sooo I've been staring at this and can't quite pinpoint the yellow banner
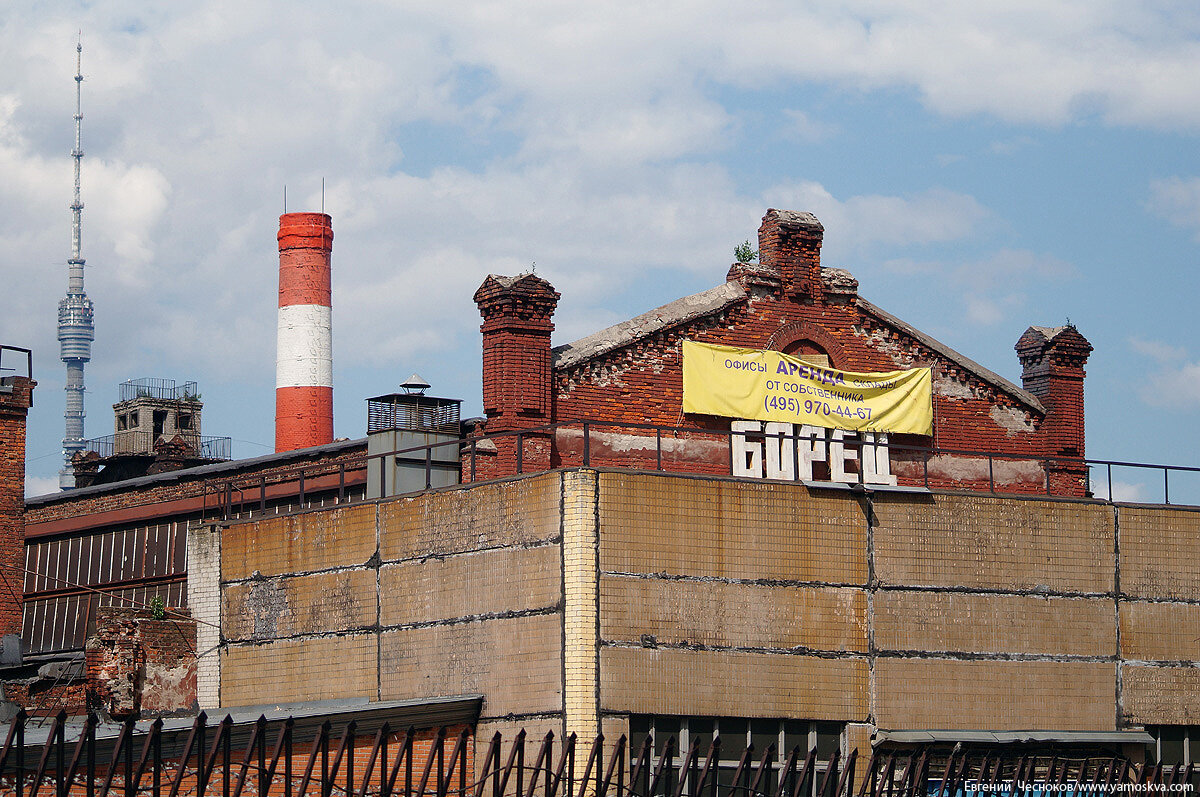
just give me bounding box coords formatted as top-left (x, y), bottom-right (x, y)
top-left (682, 341), bottom-right (933, 435)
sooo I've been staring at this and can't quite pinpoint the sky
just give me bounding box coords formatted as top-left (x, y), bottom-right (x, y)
top-left (4, 1), bottom-right (1200, 503)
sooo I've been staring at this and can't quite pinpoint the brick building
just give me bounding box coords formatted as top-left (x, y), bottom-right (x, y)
top-left (1, 209), bottom-right (1197, 785)
top-left (470, 209), bottom-right (1092, 496)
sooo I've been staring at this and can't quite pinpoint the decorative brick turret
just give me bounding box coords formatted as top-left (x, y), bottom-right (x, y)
top-left (0, 347), bottom-right (35, 655)
top-left (474, 273), bottom-right (560, 476)
top-left (758, 209), bottom-right (825, 302)
top-left (1016, 325), bottom-right (1093, 495)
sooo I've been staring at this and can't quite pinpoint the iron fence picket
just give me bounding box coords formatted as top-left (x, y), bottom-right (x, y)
top-left (0, 712), bottom-right (1176, 797)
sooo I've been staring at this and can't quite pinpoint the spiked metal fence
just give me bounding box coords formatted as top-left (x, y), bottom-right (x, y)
top-left (0, 710), bottom-right (1184, 797)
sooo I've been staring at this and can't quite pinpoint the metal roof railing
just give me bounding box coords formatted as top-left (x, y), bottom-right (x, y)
top-left (197, 420), bottom-right (1200, 522)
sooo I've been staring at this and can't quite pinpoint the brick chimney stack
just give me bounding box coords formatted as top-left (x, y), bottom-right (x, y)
top-left (1016, 325), bottom-right (1093, 458)
top-left (1016, 325), bottom-right (1093, 496)
top-left (276, 213), bottom-right (334, 452)
top-left (0, 347), bottom-right (35, 652)
top-left (474, 274), bottom-right (560, 475)
top-left (758, 209), bottom-right (825, 302)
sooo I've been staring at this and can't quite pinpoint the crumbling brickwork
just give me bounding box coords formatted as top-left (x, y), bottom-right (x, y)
top-left (84, 607), bottom-right (197, 720)
top-left (470, 209), bottom-right (1092, 496)
top-left (473, 274), bottom-right (560, 478)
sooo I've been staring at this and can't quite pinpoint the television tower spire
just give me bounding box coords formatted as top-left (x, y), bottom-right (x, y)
top-left (57, 36), bottom-right (95, 489)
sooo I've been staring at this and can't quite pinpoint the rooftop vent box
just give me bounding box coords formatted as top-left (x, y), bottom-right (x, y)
top-left (366, 381), bottom-right (462, 499)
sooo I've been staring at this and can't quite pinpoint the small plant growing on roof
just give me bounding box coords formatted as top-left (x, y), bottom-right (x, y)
top-left (150, 595), bottom-right (166, 620)
top-left (734, 240), bottom-right (758, 263)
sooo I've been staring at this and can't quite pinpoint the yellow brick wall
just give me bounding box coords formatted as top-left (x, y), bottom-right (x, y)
top-left (874, 494), bottom-right (1113, 593)
top-left (223, 568), bottom-right (377, 642)
top-left (597, 473), bottom-right (866, 584)
top-left (379, 613), bottom-right (563, 717)
top-left (222, 503), bottom-right (378, 579)
top-left (1120, 601), bottom-right (1200, 662)
top-left (380, 544), bottom-right (562, 626)
top-left (845, 723), bottom-right (873, 789)
top-left (1119, 508), bottom-right (1200, 600)
top-left (600, 646), bottom-right (867, 721)
top-left (874, 659), bottom-right (1115, 730)
top-left (563, 470), bottom-right (601, 743)
top-left (221, 633), bottom-right (377, 705)
top-left (601, 576), bottom-right (867, 653)
top-left (874, 591), bottom-right (1115, 656)
top-left (1122, 666), bottom-right (1200, 725)
top-left (380, 473), bottom-right (561, 562)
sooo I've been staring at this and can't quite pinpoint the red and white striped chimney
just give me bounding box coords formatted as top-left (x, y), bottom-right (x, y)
top-left (275, 212), bottom-right (334, 452)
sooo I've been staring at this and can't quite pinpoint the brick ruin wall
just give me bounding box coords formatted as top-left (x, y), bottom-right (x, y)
top-left (85, 607), bottom-right (197, 719)
top-left (211, 469), bottom-right (1200, 754)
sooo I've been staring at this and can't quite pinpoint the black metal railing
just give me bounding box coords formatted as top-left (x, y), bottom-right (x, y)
top-left (0, 345), bottom-right (32, 383)
top-left (119, 378), bottom-right (200, 403)
top-left (83, 432), bottom-right (232, 461)
top-left (0, 711), bottom-right (1175, 797)
top-left (199, 420), bottom-right (1200, 522)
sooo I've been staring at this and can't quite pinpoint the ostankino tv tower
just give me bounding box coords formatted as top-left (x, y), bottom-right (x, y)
top-left (57, 39), bottom-right (95, 490)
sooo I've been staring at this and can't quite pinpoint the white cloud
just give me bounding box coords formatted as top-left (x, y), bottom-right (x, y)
top-left (877, 249), bottom-right (1075, 327)
top-left (1130, 337), bottom-right (1186, 364)
top-left (989, 136), bottom-right (1037, 155)
top-left (1131, 339), bottom-right (1200, 409)
top-left (24, 474), bottom-right (59, 498)
top-left (763, 182), bottom-right (990, 253)
top-left (1090, 479), bottom-right (1146, 502)
top-left (1147, 176), bottom-right (1200, 240)
top-left (1141, 360), bottom-right (1200, 409)
top-left (782, 110), bottom-right (838, 143)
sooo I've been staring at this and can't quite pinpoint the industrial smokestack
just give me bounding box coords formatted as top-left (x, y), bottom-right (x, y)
top-left (275, 212), bottom-right (334, 452)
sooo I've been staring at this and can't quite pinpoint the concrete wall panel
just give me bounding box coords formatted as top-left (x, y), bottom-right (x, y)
top-left (222, 504), bottom-right (377, 580)
top-left (601, 576), bottom-right (867, 653)
top-left (875, 659), bottom-right (1115, 731)
top-left (381, 474), bottom-right (561, 562)
top-left (600, 646), bottom-right (867, 721)
top-left (380, 614), bottom-right (563, 718)
top-left (874, 591), bottom-right (1114, 657)
top-left (874, 495), bottom-right (1113, 593)
top-left (221, 633), bottom-right (377, 706)
top-left (381, 544), bottom-right (562, 627)
top-left (598, 473), bottom-right (867, 585)
top-left (1122, 665), bottom-right (1200, 725)
top-left (1120, 508), bottom-right (1200, 601)
top-left (223, 568), bottom-right (377, 642)
top-left (1121, 601), bottom-right (1200, 662)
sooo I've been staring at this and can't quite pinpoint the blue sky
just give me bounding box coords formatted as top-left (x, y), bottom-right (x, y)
top-left (4, 2), bottom-right (1200, 502)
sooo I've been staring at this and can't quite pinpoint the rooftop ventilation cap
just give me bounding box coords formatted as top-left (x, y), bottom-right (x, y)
top-left (400, 373), bottom-right (431, 395)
